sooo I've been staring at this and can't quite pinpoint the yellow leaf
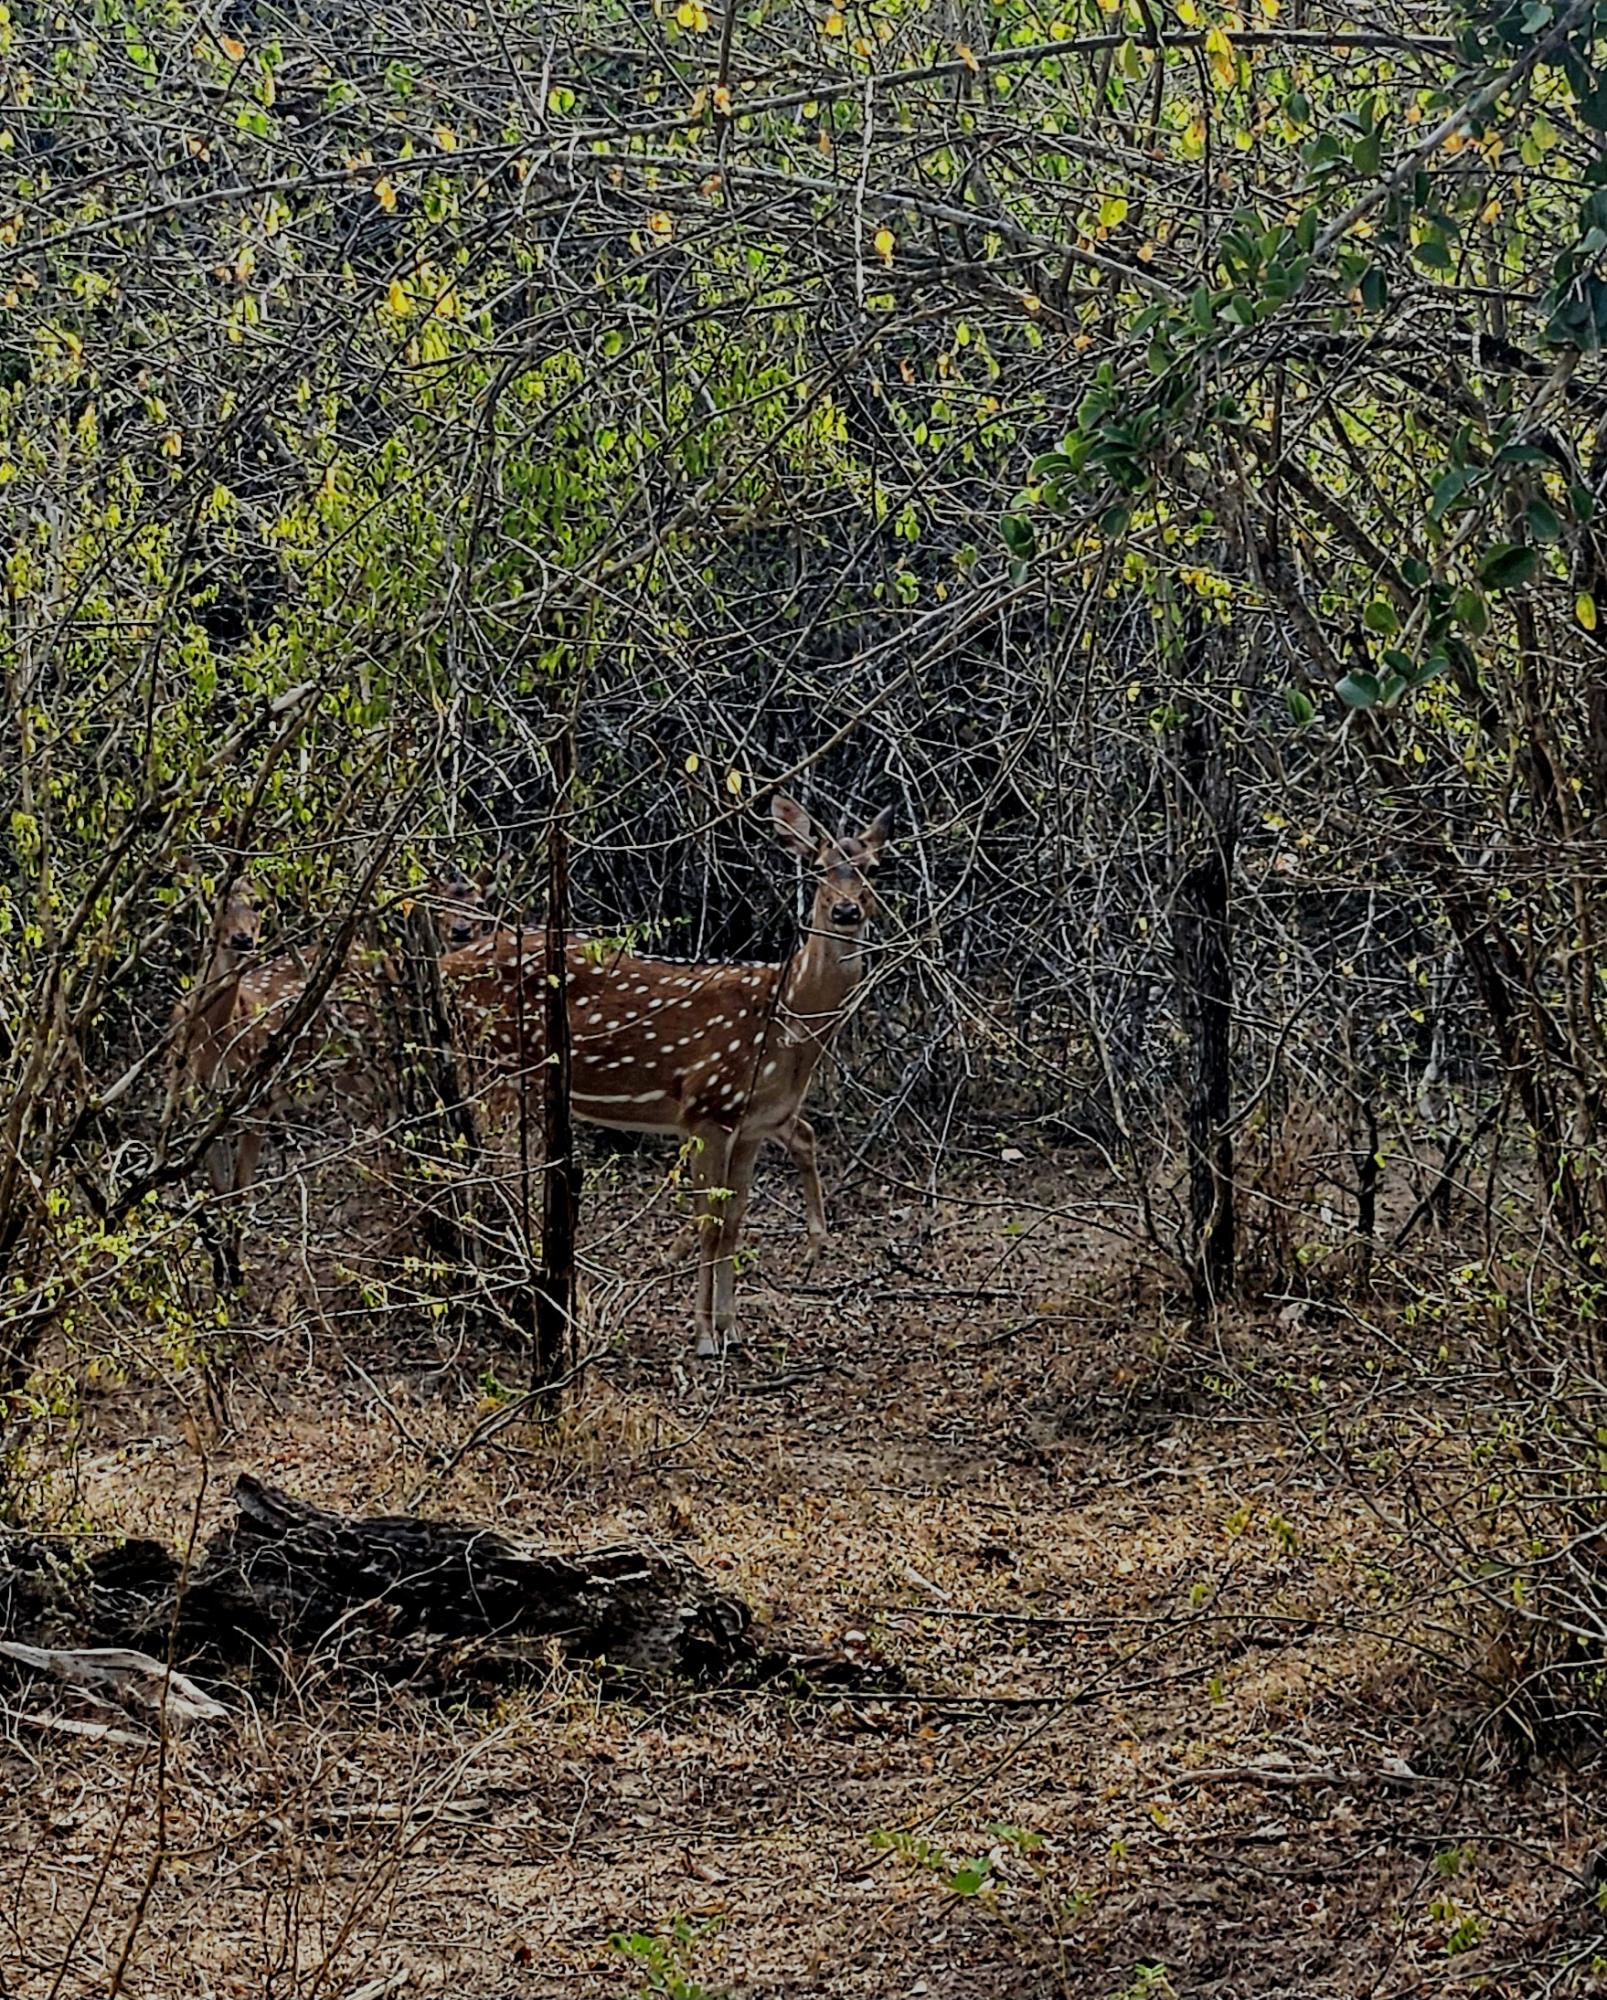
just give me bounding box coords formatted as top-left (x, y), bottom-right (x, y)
top-left (434, 124), bottom-right (457, 150)
top-left (373, 178), bottom-right (397, 212)
top-left (648, 210), bottom-right (673, 238)
top-left (161, 431), bottom-right (182, 458)
top-left (818, 128), bottom-right (833, 155)
top-left (725, 769), bottom-right (743, 794)
top-left (685, 752), bottom-right (700, 774)
top-left (1137, 240), bottom-right (1156, 262)
top-left (1258, 0), bottom-right (1280, 15)
top-left (1205, 25), bottom-right (1235, 88)
top-left (219, 31), bottom-right (245, 59)
top-left (675, 0), bottom-right (709, 26)
top-left (957, 41), bottom-right (980, 72)
top-left (822, 9), bottom-right (844, 34)
top-left (1176, 0), bottom-right (1199, 21)
top-left (873, 225), bottom-right (895, 267)
top-left (387, 277), bottom-right (410, 315)
top-left (1021, 292), bottom-right (1042, 313)
top-left (713, 82), bottom-right (732, 114)
top-left (1579, 592), bottom-right (1599, 633)
top-left (234, 243), bottom-right (255, 282)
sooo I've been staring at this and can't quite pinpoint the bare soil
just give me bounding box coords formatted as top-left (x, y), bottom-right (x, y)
top-left (3, 1142), bottom-right (1603, 1999)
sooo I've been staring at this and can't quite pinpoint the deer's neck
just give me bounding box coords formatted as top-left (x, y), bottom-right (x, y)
top-left (184, 946), bottom-right (248, 1083)
top-left (778, 926), bottom-right (863, 1045)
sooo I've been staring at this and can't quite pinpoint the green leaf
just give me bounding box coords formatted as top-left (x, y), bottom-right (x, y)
top-left (1359, 264), bottom-right (1388, 312)
top-left (1493, 441), bottom-right (1553, 467)
top-left (1400, 556), bottom-right (1432, 588)
top-left (999, 513), bottom-right (1036, 559)
top-left (1477, 542), bottom-right (1538, 590)
top-left (1284, 686), bottom-right (1315, 725)
top-left (1429, 470), bottom-right (1467, 521)
top-left (1363, 597), bottom-right (1399, 635)
top-left (1453, 588), bottom-right (1489, 636)
top-left (1336, 670), bottom-right (1381, 710)
top-left (1525, 498), bottom-right (1563, 543)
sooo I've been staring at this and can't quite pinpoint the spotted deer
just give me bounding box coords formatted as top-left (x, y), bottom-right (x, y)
top-left (439, 796), bottom-right (891, 1355)
top-left (175, 863), bottom-right (492, 1266)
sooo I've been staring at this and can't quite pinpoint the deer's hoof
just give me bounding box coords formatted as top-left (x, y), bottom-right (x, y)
top-left (693, 1329), bottom-right (722, 1361)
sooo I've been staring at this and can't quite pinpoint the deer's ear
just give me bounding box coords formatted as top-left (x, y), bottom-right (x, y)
top-left (771, 794), bottom-right (818, 862)
top-left (858, 806), bottom-right (893, 858)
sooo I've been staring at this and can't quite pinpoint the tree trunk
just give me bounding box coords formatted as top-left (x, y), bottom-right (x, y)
top-left (386, 902), bottom-right (502, 1336)
top-left (1173, 629), bottom-right (1238, 1310)
top-left (534, 701), bottom-right (580, 1391)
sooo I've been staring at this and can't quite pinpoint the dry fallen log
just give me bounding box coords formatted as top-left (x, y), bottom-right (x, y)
top-left (0, 1639), bottom-right (228, 1722)
top-left (2, 1474), bottom-right (755, 1689)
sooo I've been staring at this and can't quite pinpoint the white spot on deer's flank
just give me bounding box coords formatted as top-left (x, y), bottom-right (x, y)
top-left (762, 1059), bottom-right (778, 1076)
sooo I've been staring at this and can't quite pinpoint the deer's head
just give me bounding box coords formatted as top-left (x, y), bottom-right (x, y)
top-left (772, 795), bottom-right (892, 944)
top-left (216, 879), bottom-right (264, 958)
top-left (424, 861), bottom-right (493, 950)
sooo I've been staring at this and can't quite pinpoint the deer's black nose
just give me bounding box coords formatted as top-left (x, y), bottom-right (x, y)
top-left (832, 901), bottom-right (863, 927)
top-left (228, 931), bottom-right (255, 951)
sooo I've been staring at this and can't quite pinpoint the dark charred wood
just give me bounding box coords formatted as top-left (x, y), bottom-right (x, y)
top-left (2, 1475), bottom-right (755, 1690)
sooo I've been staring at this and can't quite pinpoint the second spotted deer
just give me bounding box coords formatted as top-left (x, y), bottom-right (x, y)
top-left (440, 796), bottom-right (890, 1355)
top-left (175, 861), bottom-right (492, 1278)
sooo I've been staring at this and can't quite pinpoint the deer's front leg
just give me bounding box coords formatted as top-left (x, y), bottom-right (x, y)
top-left (783, 1115), bottom-right (828, 1268)
top-left (203, 1134), bottom-right (244, 1291)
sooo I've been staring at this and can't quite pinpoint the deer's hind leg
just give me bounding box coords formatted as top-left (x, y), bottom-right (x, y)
top-left (707, 1134), bottom-right (761, 1352)
top-left (690, 1126), bottom-right (740, 1358)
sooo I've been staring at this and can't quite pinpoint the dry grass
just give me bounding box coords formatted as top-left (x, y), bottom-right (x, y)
top-left (3, 1145), bottom-right (1604, 1998)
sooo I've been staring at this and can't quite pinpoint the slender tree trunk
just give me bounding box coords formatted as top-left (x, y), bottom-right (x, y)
top-left (390, 901), bottom-right (487, 1327)
top-left (533, 701), bottom-right (579, 1391)
top-left (1355, 1040), bottom-right (1379, 1290)
top-left (1173, 627), bottom-right (1237, 1310)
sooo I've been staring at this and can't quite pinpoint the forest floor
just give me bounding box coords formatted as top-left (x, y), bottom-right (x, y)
top-left (3, 1140), bottom-right (1605, 1999)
